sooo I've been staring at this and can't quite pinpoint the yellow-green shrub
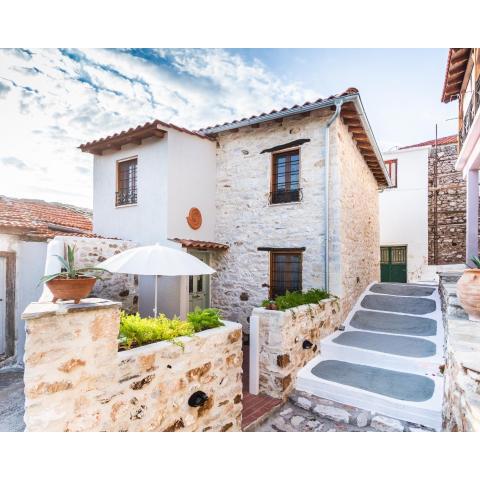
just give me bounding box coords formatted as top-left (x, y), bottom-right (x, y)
top-left (119, 312), bottom-right (195, 349)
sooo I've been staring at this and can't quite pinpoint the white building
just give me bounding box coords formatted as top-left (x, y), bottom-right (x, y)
top-left (380, 135), bottom-right (458, 283)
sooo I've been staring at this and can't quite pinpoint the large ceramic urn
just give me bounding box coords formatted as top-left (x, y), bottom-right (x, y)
top-left (457, 269), bottom-right (480, 321)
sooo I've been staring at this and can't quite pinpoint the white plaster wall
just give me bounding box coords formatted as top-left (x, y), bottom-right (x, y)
top-left (379, 146), bottom-right (430, 282)
top-left (166, 129), bottom-right (217, 241)
top-left (16, 241), bottom-right (46, 363)
top-left (93, 137), bottom-right (169, 244)
top-left (92, 130), bottom-right (217, 319)
top-left (0, 234), bottom-right (46, 365)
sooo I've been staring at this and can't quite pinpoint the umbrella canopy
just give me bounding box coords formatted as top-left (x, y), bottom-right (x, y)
top-left (97, 244), bottom-right (215, 316)
top-left (96, 244), bottom-right (215, 276)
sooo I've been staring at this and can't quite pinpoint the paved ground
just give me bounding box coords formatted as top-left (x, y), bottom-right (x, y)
top-left (0, 367), bottom-right (25, 432)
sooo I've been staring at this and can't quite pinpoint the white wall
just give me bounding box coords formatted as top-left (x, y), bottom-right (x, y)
top-left (92, 130), bottom-right (217, 318)
top-left (0, 234), bottom-right (46, 365)
top-left (379, 146), bottom-right (430, 282)
top-left (167, 129), bottom-right (217, 241)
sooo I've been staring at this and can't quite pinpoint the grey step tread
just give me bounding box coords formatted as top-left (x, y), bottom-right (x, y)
top-left (370, 283), bottom-right (435, 297)
top-left (311, 360), bottom-right (435, 402)
top-left (331, 331), bottom-right (436, 358)
top-left (350, 310), bottom-right (437, 336)
top-left (361, 294), bottom-right (437, 315)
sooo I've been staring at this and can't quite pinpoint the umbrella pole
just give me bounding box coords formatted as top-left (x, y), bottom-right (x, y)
top-left (154, 275), bottom-right (158, 317)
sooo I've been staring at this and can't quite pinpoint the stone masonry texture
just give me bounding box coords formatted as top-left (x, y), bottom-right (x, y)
top-left (252, 298), bottom-right (342, 399)
top-left (428, 144), bottom-right (467, 265)
top-left (439, 273), bottom-right (480, 431)
top-left (61, 236), bottom-right (138, 313)
top-left (22, 299), bottom-right (243, 432)
top-left (210, 111), bottom-right (380, 330)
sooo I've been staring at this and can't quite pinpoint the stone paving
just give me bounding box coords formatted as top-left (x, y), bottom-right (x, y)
top-left (254, 393), bottom-right (434, 432)
top-left (0, 367), bottom-right (25, 432)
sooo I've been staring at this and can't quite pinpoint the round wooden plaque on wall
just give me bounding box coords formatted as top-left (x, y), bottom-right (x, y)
top-left (187, 207), bottom-right (202, 230)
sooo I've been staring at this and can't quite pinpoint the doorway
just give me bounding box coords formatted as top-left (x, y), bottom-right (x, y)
top-left (380, 246), bottom-right (407, 283)
top-left (0, 256), bottom-right (6, 356)
top-left (188, 251), bottom-right (210, 311)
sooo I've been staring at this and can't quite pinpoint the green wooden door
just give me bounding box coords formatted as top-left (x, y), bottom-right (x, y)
top-left (380, 246), bottom-right (407, 283)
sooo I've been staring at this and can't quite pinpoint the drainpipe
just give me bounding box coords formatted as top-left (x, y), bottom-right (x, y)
top-left (324, 99), bottom-right (344, 292)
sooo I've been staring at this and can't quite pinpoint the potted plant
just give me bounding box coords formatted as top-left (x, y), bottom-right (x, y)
top-left (39, 245), bottom-right (109, 304)
top-left (457, 256), bottom-right (480, 321)
top-left (265, 300), bottom-right (278, 311)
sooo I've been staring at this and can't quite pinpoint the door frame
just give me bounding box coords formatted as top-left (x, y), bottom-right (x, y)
top-left (380, 245), bottom-right (407, 283)
top-left (0, 251), bottom-right (16, 361)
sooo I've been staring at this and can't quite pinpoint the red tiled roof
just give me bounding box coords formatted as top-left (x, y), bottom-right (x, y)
top-left (399, 135), bottom-right (458, 150)
top-left (79, 119), bottom-right (213, 154)
top-left (170, 238), bottom-right (229, 251)
top-left (0, 196), bottom-right (96, 240)
top-left (198, 88), bottom-right (360, 133)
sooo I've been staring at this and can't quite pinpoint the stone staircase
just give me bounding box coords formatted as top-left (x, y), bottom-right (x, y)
top-left (294, 282), bottom-right (445, 431)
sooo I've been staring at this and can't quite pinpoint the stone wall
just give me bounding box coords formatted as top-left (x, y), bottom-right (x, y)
top-left (428, 144), bottom-right (466, 265)
top-left (251, 298), bottom-right (341, 399)
top-left (211, 111), bottom-right (380, 329)
top-left (439, 272), bottom-right (480, 431)
top-left (23, 299), bottom-right (243, 432)
top-left (60, 236), bottom-right (138, 313)
top-left (334, 118), bottom-right (380, 318)
top-left (211, 110), bottom-right (330, 330)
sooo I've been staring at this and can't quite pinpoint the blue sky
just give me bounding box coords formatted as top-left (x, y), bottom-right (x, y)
top-left (0, 48), bottom-right (456, 207)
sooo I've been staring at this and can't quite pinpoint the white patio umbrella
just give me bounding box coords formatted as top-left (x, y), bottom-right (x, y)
top-left (96, 244), bottom-right (215, 316)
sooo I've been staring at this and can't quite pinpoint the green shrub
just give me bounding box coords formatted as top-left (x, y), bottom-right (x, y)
top-left (118, 308), bottom-right (225, 350)
top-left (187, 307), bottom-right (224, 332)
top-left (262, 288), bottom-right (330, 311)
top-left (119, 312), bottom-right (195, 349)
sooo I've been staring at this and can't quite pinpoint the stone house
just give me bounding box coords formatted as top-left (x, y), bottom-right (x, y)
top-left (380, 135), bottom-right (463, 283)
top-left (80, 87), bottom-right (390, 329)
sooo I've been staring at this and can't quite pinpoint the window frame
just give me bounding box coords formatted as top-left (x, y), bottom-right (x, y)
top-left (270, 148), bottom-right (302, 204)
top-left (115, 156), bottom-right (138, 207)
top-left (384, 159), bottom-right (398, 188)
top-left (269, 249), bottom-right (303, 299)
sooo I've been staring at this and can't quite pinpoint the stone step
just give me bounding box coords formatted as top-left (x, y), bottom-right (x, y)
top-left (321, 330), bottom-right (442, 373)
top-left (295, 357), bottom-right (443, 431)
top-left (349, 310), bottom-right (437, 337)
top-left (361, 294), bottom-right (437, 315)
top-left (370, 283), bottom-right (435, 297)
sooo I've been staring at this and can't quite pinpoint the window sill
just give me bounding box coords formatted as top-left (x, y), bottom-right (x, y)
top-left (268, 201), bottom-right (303, 207)
top-left (115, 203), bottom-right (138, 209)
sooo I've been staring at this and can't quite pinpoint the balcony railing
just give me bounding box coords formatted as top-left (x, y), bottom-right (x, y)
top-left (269, 187), bottom-right (303, 205)
top-left (460, 75), bottom-right (480, 149)
top-left (115, 189), bottom-right (137, 206)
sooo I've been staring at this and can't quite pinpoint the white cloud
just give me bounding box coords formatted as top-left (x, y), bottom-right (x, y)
top-left (0, 48), bottom-right (316, 207)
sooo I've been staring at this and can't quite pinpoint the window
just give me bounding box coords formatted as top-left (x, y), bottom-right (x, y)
top-left (270, 150), bottom-right (301, 204)
top-left (384, 159), bottom-right (397, 188)
top-left (116, 158), bottom-right (137, 206)
top-left (270, 251), bottom-right (303, 298)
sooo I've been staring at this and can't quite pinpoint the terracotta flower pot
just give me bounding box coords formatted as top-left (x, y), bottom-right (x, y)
top-left (457, 269), bottom-right (480, 321)
top-left (46, 277), bottom-right (97, 304)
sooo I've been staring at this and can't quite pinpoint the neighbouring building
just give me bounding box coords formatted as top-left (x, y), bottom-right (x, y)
top-left (80, 87), bottom-right (391, 329)
top-left (380, 135), bottom-right (464, 283)
top-left (442, 48), bottom-right (480, 263)
top-left (0, 196), bottom-right (92, 366)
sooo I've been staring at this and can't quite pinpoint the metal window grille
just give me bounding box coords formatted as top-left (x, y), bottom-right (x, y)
top-left (270, 252), bottom-right (302, 298)
top-left (116, 159), bottom-right (137, 206)
top-left (460, 76), bottom-right (480, 149)
top-left (270, 150), bottom-right (301, 204)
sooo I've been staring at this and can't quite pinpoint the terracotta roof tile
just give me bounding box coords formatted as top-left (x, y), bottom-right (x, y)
top-left (0, 196), bottom-right (96, 240)
top-left (170, 238), bottom-right (229, 251)
top-left (198, 88), bottom-right (360, 132)
top-left (399, 135), bottom-right (458, 150)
